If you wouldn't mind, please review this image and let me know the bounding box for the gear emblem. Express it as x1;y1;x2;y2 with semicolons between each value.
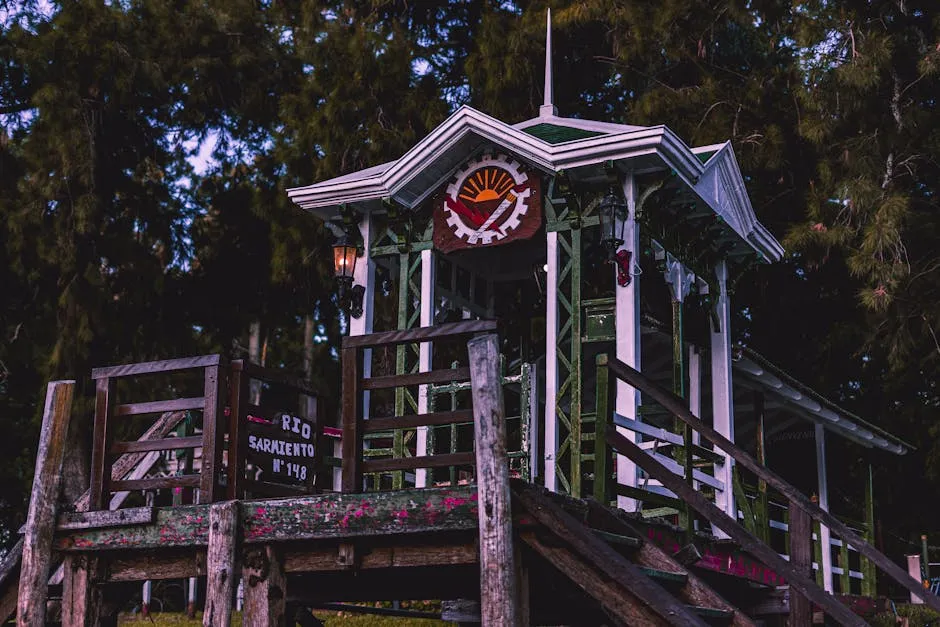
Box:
441;154;534;246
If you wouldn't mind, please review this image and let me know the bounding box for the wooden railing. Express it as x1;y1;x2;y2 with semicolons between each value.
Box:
340;320;498;493
90;355;226;510
599;355;940;625
89;355;325;509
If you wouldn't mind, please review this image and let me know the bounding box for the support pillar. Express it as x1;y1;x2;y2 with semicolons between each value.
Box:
416;248;436;488
615;174;641;511
711;261;735;531
339;215;374;492
243;546;286;626
544;231;559;492
814;423;834;593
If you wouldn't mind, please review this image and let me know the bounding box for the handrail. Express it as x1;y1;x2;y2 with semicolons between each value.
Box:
341;319;497;349
607;356;940;614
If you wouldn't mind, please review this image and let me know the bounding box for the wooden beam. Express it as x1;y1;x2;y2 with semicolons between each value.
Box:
56;487;480;551
57;507;154;531
92;354;221;379
18;380;75;627
607;357;940;614
203;501;239;627
360;367;471;390
788;500;813;624
61;555;104;627
341;345;362;493
243;546;286;626
605;426;865;626
341;319;497;349
114;397;205;417
468;333;519;625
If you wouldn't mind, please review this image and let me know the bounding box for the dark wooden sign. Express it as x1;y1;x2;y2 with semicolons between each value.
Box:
245;408;316;485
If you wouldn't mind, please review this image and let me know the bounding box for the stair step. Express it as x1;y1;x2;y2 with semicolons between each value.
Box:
591;529;642;549
637;566;688;589
686;605;735;625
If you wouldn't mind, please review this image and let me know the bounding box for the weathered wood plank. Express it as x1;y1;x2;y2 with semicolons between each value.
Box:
360;367;471;391
203;501;239;627
341;346;362;493
200;364;224;503
61;555;104;627
605;426;865;626
583;501;754;627
520;531;672;627
57;507;154;531
363;409;474;433
284;542;478;573
89;377;115;511
108;550;207;582
114;397;205;417
17;380;75;627
788;500;813;625
608;357;940;614
362;452;474;474
110;435;202;455
56;487;479;551
468;333;518;626
111;474;201;492
242;546;286;627
513;482;708;626
342;320;497;349
92;354;220;379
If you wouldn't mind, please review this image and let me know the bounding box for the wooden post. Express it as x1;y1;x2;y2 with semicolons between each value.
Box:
61;555;104;627
788;500;812;626
17;380;74;627
203;501;239;627
243;546;286;626
341;345;362;493
468;333;519;626
200;363;224;503
593;354;610;504
862;464;876;596
89;377;114;510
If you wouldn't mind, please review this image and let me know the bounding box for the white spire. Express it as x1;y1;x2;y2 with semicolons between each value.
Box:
540;8;558;118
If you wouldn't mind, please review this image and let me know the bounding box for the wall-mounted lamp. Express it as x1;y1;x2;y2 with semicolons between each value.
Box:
332;233;364;319
598;186;628;260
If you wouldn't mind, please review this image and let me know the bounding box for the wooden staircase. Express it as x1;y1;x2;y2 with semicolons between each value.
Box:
512;481;752;626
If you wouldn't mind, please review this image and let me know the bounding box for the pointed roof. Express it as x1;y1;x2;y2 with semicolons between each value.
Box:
286;105;784;262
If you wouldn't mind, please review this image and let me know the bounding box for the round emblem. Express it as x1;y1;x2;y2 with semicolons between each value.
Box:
442;154;533;246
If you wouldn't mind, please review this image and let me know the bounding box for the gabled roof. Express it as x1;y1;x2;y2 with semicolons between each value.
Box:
734;348;913;455
287;105;784;262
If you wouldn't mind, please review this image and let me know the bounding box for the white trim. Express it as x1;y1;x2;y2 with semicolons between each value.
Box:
816;423;834;593
616;174;641;511
544;231;559;492
711;261;735;535
415;248;435;488
286;105;783;262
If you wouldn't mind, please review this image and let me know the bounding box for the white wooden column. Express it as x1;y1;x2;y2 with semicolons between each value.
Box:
338;214;375;491
615;174;642;511
416;248;436;488
710;260;735;527
816;423;834;592
544;231;559;491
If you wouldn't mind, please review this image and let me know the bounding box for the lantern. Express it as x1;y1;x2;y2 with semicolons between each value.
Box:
598;187;628;259
332;234;364;318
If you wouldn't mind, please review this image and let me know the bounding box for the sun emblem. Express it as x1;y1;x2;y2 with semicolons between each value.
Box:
442;154;534;246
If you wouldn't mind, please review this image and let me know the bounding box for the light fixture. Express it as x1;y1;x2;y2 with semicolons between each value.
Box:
598;186;628;259
332;233;364;319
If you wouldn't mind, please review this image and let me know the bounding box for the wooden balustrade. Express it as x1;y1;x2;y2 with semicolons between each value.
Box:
90;355;226;510
599;354;940;622
88;355;325;510
340;320;498;493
